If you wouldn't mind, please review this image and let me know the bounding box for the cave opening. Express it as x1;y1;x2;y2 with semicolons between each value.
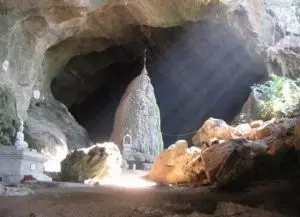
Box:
50;20;266;148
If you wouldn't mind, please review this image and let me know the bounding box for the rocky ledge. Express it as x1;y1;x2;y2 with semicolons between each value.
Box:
149;117;300;188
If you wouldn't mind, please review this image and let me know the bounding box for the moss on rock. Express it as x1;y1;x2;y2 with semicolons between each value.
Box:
60;146;108;183
0;86;19;146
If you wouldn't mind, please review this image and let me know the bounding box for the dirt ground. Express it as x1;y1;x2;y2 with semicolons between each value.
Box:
0;179;300;217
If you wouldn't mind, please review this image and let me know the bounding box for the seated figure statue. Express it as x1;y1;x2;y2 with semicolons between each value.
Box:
14;120;28;150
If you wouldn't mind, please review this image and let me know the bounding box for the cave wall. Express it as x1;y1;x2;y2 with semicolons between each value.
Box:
51;21;267;148
1;0;299;159
147;21;267;146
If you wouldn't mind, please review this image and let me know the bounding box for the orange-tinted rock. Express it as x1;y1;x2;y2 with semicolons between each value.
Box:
160;140;188;166
192;118;234;146
151;117;300;186
247;124;273;140
267;126;297;155
201;139;252;185
234;123;252;137
149;140;205;184
250;120;264;128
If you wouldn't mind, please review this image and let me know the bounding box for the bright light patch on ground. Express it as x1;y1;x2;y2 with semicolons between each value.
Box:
43;144;68;172
96;171;156;189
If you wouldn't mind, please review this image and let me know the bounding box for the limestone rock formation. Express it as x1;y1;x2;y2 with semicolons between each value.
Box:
192;118;235;146
150;117;300;186
111;68;163;169
60;142;122;184
148;140;206;184
24;98;90;172
0;86;19;146
202;139;253;187
267;36;300;78
0;0;299;180
149;138;253;186
233;90;263;124
195;117;300;155
264;0;300;35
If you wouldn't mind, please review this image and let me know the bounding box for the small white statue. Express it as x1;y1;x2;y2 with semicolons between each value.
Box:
14;120;28;150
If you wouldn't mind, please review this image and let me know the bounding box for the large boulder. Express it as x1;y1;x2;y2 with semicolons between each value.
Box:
60;142;122;184
151;117;300;186
148;140;206;184
149;139;253;186
201;139;253;187
192;118;235;146
111;68;163;169
195;117;300;155
24;98;90;172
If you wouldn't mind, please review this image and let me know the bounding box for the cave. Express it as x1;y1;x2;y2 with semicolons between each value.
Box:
51;20;266;147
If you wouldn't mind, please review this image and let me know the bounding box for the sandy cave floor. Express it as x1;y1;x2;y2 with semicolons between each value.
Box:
1;179;300;217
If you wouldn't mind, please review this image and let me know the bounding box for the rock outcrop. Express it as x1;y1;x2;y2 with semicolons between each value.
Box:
150;117;300;186
233;90;263;124
60;142;122;184
24;98;90;172
192;118;235;147
1;0;297;120
149;138;253;186
267;36;300;78
111;67;163;169
148;140;206;184
0;0;299;178
0;1;200;121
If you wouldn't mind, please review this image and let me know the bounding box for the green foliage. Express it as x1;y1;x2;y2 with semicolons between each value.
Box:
0;86;19;146
252;75;300;119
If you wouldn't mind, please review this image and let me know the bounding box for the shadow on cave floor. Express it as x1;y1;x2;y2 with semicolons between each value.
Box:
0;179;299;217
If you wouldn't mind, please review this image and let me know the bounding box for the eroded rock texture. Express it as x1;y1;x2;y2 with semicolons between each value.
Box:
149;117;300;186
111;68;163;169
0;0;285;119
267;36;300;78
0;0;299;169
148;140;206;184
60;142;122;183
24;97;90;171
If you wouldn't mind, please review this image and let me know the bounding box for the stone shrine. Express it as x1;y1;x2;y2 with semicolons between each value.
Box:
0;119;52;184
0;146;52;184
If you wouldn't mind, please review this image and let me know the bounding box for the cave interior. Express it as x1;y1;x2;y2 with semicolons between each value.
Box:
51;20;266;147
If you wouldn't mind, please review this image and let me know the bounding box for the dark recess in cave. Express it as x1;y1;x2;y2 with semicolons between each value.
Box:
51;47;144;143
51;20;266;147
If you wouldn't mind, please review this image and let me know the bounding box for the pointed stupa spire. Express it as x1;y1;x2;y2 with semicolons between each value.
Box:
142;49;148;75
